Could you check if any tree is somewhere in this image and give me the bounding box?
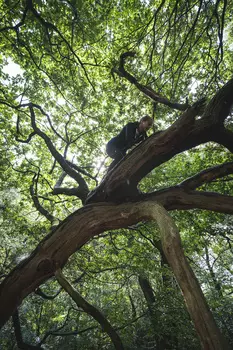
[0,0,233,349]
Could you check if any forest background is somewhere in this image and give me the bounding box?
[0,0,233,349]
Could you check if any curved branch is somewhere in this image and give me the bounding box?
[40,326,97,345]
[29,104,89,202]
[30,174,57,224]
[113,52,189,111]
[35,287,62,300]
[15,131,36,143]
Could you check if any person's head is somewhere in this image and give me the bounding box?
[139,115,153,132]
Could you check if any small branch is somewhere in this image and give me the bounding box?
[30,173,57,224]
[113,52,189,111]
[35,287,62,300]
[67,160,97,184]
[40,325,97,345]
[55,268,125,350]
[29,104,89,202]
[15,131,37,143]
[0,4,29,33]
[27,0,95,90]
[54,171,67,189]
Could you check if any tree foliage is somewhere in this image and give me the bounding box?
[0,0,233,349]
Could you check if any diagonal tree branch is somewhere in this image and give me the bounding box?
[112,52,190,111]
[148,203,229,349]
[179,161,233,190]
[55,268,124,350]
[87,78,233,203]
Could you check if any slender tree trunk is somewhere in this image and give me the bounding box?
[149,204,229,350]
[139,275,176,350]
[55,269,124,350]
[12,309,42,350]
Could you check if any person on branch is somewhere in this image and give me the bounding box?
[106,115,153,170]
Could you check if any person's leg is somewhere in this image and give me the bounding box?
[106,142,125,171]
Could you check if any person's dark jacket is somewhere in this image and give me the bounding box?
[108,122,147,152]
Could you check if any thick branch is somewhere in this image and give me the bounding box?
[0,201,157,328]
[1,189,233,328]
[55,269,124,350]
[179,161,233,189]
[145,187,233,214]
[212,127,233,153]
[202,78,233,124]
[87,79,233,203]
[52,187,85,197]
